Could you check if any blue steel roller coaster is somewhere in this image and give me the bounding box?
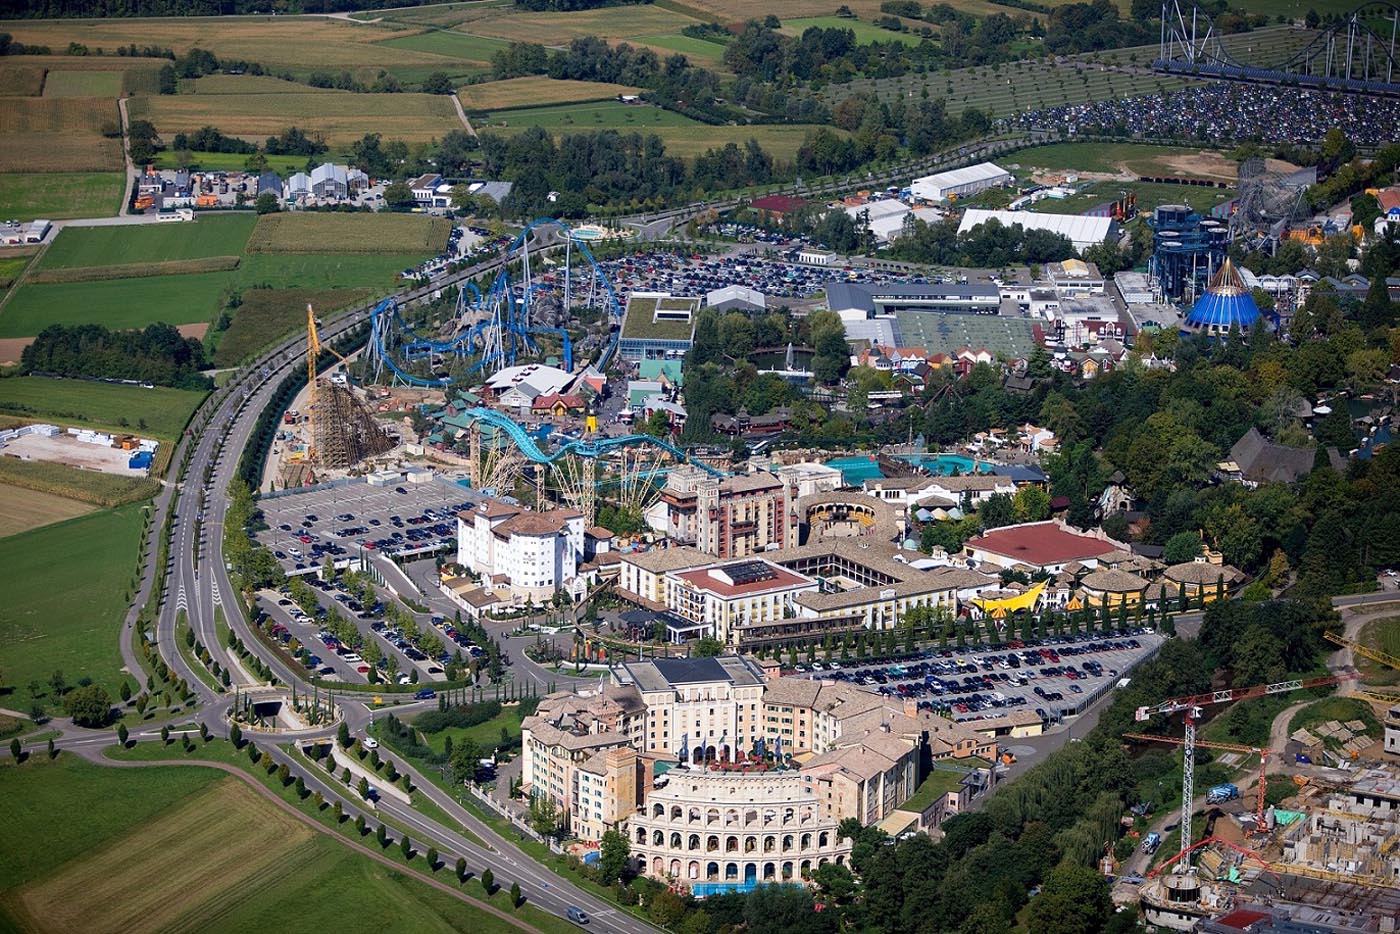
[368,217,623,387]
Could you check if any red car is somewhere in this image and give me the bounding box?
[356,665,370,673]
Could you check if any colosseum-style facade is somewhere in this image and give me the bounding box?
[626,767,852,890]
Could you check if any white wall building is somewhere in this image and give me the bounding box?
[456,500,584,601]
[911,162,1012,202]
[958,209,1116,252]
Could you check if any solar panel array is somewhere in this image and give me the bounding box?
[722,560,779,586]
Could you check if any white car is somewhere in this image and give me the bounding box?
[362,737,379,750]
[342,654,363,664]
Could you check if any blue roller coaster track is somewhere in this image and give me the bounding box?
[465,407,725,477]
[369,217,623,387]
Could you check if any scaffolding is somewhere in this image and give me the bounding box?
[312,381,395,470]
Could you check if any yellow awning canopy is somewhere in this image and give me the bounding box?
[972,579,1047,615]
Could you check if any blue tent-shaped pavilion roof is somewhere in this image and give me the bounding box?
[1182,259,1261,336]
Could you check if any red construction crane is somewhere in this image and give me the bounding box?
[1133,672,1358,869]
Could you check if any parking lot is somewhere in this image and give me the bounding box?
[792,628,1165,727]
[595,247,1003,307]
[253,475,479,576]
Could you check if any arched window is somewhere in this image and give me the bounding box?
[688,834,701,851]
[725,835,739,853]
[670,805,683,821]
[669,831,681,849]
[706,835,720,853]
[763,835,776,853]
[801,832,812,849]
[819,831,829,848]
[637,827,648,844]
[744,836,757,853]
[652,803,665,818]
[782,834,794,852]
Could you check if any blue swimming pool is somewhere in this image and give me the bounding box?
[825,455,882,485]
[899,454,989,475]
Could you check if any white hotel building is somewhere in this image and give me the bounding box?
[456,500,584,602]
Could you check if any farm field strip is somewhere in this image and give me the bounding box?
[458,5,701,44]
[459,76,644,110]
[780,15,929,46]
[0,17,454,74]
[246,212,453,254]
[0,272,231,337]
[39,214,257,269]
[633,32,728,63]
[0,483,96,539]
[41,70,123,97]
[378,28,512,63]
[128,92,462,146]
[482,118,822,160]
[475,99,699,129]
[8,779,316,934]
[0,172,124,220]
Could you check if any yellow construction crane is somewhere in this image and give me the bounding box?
[305,303,352,470]
[1324,630,1400,672]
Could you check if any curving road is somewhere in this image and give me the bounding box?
[10,229,656,934]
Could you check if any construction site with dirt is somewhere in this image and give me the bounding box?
[1123,625,1400,933]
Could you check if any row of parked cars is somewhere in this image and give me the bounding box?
[793,629,1153,721]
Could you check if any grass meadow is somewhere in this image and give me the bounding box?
[0,503,147,713]
[779,15,930,46]
[39,214,258,269]
[41,70,124,97]
[378,28,511,63]
[0,376,206,440]
[212,287,374,366]
[0,272,231,336]
[0,172,124,221]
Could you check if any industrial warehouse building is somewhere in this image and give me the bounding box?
[957,209,1118,252]
[911,162,1012,202]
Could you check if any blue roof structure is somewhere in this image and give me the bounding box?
[1182,259,1261,336]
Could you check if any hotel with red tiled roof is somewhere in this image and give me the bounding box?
[962,520,1124,572]
[665,559,817,646]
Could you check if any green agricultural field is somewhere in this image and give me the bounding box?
[0,755,555,934]
[780,15,929,46]
[634,32,729,63]
[0,254,31,290]
[233,253,430,290]
[212,287,374,366]
[181,73,339,95]
[480,108,823,161]
[150,150,308,174]
[41,70,124,97]
[0,503,146,715]
[476,99,697,130]
[247,212,453,254]
[0,756,224,890]
[379,28,511,63]
[0,172,124,221]
[0,271,231,336]
[39,214,258,270]
[0,376,206,440]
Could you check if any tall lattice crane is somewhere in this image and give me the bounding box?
[1133,672,1357,870]
[1124,733,1270,832]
